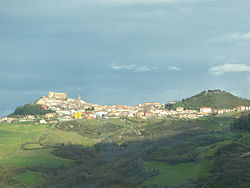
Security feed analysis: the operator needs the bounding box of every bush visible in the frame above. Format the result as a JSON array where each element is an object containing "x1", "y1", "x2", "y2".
[{"x1": 231, "y1": 113, "x2": 250, "y2": 132}]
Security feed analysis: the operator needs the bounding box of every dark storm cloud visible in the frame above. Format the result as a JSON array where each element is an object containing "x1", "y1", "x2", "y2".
[{"x1": 1, "y1": 0, "x2": 250, "y2": 116}]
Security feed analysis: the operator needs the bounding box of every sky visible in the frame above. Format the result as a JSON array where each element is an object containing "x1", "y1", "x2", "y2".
[{"x1": 1, "y1": 0, "x2": 250, "y2": 116}]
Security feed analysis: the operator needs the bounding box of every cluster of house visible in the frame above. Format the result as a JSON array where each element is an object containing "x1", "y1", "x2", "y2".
[
  {"x1": 0, "y1": 114, "x2": 49, "y2": 124},
  {"x1": 35, "y1": 92, "x2": 250, "y2": 120},
  {"x1": 199, "y1": 106, "x2": 250, "y2": 114},
  {"x1": 1, "y1": 92, "x2": 250, "y2": 124}
]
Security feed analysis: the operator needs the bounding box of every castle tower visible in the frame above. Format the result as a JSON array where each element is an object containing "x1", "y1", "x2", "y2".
[{"x1": 48, "y1": 92, "x2": 67, "y2": 100}]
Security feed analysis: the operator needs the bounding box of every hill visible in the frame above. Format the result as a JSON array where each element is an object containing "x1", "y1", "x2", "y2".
[
  {"x1": 11, "y1": 104, "x2": 54, "y2": 116},
  {"x1": 165, "y1": 89, "x2": 250, "y2": 110}
]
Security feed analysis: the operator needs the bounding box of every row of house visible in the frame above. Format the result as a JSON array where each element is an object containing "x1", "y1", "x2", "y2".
[
  {"x1": 2, "y1": 92, "x2": 250, "y2": 123},
  {"x1": 199, "y1": 105, "x2": 250, "y2": 114}
]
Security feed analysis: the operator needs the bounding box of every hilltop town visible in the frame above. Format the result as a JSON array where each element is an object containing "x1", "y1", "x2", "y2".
[{"x1": 1, "y1": 91, "x2": 250, "y2": 124}]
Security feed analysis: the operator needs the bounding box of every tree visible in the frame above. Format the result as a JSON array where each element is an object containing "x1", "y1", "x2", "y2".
[{"x1": 12, "y1": 104, "x2": 54, "y2": 116}]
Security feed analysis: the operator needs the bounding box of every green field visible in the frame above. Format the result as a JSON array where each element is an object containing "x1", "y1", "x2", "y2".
[
  {"x1": 0, "y1": 124, "x2": 78, "y2": 167},
  {"x1": 0, "y1": 124, "x2": 48, "y2": 159},
  {"x1": 0, "y1": 123, "x2": 96, "y2": 187},
  {"x1": 0, "y1": 148, "x2": 75, "y2": 167},
  {"x1": 143, "y1": 160, "x2": 213, "y2": 186},
  {"x1": 15, "y1": 171, "x2": 44, "y2": 186}
]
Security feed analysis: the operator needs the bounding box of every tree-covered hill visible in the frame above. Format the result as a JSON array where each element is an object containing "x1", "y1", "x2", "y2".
[
  {"x1": 166, "y1": 89, "x2": 250, "y2": 110},
  {"x1": 11, "y1": 104, "x2": 54, "y2": 116}
]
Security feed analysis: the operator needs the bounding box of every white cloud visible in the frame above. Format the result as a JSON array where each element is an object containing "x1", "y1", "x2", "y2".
[
  {"x1": 110, "y1": 63, "x2": 158, "y2": 72},
  {"x1": 225, "y1": 33, "x2": 250, "y2": 40},
  {"x1": 215, "y1": 32, "x2": 250, "y2": 42},
  {"x1": 168, "y1": 66, "x2": 182, "y2": 71},
  {"x1": 212, "y1": 55, "x2": 227, "y2": 61},
  {"x1": 110, "y1": 64, "x2": 136, "y2": 71},
  {"x1": 211, "y1": 55, "x2": 239, "y2": 65},
  {"x1": 209, "y1": 64, "x2": 250, "y2": 75}
]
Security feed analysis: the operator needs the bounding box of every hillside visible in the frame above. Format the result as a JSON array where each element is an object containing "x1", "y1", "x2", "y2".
[
  {"x1": 166, "y1": 89, "x2": 250, "y2": 110},
  {"x1": 1, "y1": 113, "x2": 250, "y2": 188}
]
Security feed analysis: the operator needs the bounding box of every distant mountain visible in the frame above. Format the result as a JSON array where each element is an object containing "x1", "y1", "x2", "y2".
[{"x1": 165, "y1": 89, "x2": 250, "y2": 110}]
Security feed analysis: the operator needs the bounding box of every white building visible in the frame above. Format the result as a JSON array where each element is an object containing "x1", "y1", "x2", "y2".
[{"x1": 200, "y1": 107, "x2": 212, "y2": 113}]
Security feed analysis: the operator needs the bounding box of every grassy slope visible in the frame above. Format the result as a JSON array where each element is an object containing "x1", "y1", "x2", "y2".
[
  {"x1": 0, "y1": 124, "x2": 47, "y2": 159},
  {"x1": 0, "y1": 148, "x2": 75, "y2": 167},
  {"x1": 15, "y1": 171, "x2": 44, "y2": 186},
  {"x1": 0, "y1": 116, "x2": 249, "y2": 188},
  {"x1": 0, "y1": 123, "x2": 97, "y2": 187},
  {"x1": 0, "y1": 124, "x2": 76, "y2": 167},
  {"x1": 143, "y1": 160, "x2": 212, "y2": 186}
]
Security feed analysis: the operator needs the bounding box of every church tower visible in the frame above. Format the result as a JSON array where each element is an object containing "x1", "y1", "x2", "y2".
[{"x1": 78, "y1": 95, "x2": 82, "y2": 101}]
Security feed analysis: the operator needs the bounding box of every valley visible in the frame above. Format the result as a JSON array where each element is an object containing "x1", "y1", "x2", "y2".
[{"x1": 0, "y1": 112, "x2": 249, "y2": 188}]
